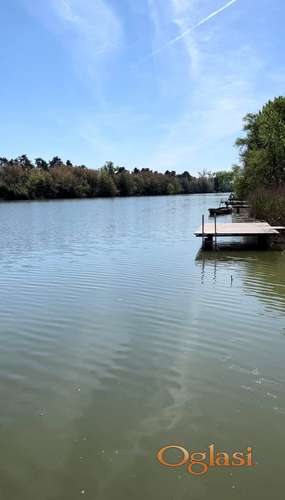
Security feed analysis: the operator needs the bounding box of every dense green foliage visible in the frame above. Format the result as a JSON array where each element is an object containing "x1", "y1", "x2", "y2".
[
  {"x1": 234, "y1": 96, "x2": 285, "y2": 223},
  {"x1": 0, "y1": 156, "x2": 233, "y2": 201}
]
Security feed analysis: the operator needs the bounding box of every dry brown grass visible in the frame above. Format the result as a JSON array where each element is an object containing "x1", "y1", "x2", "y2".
[{"x1": 249, "y1": 187, "x2": 285, "y2": 225}]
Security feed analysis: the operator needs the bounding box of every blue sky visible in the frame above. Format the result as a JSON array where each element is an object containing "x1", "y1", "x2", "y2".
[{"x1": 1, "y1": 0, "x2": 285, "y2": 174}]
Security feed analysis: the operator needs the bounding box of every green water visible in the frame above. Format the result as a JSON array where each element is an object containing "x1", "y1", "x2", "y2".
[{"x1": 0, "y1": 194, "x2": 284, "y2": 500}]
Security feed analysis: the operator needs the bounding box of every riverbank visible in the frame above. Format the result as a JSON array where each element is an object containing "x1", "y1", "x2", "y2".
[
  {"x1": 230, "y1": 197, "x2": 285, "y2": 250},
  {"x1": 248, "y1": 188, "x2": 285, "y2": 226},
  {"x1": 243, "y1": 189, "x2": 285, "y2": 249},
  {"x1": 0, "y1": 157, "x2": 233, "y2": 201}
]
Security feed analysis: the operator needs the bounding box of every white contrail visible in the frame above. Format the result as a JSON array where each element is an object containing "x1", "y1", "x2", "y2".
[{"x1": 143, "y1": 0, "x2": 239, "y2": 61}]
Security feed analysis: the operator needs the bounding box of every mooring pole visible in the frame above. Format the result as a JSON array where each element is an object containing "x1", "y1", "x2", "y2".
[
  {"x1": 214, "y1": 214, "x2": 217, "y2": 249},
  {"x1": 202, "y1": 214, "x2": 205, "y2": 248}
]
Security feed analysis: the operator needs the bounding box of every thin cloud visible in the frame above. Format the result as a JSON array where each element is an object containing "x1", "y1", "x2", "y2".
[
  {"x1": 53, "y1": 0, "x2": 122, "y2": 57},
  {"x1": 23, "y1": 0, "x2": 123, "y2": 78},
  {"x1": 143, "y1": 0, "x2": 239, "y2": 61}
]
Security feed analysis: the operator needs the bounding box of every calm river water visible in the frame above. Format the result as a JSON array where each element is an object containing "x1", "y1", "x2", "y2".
[{"x1": 0, "y1": 194, "x2": 284, "y2": 500}]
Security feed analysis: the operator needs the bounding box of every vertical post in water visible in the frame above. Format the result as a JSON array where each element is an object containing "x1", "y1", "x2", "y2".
[
  {"x1": 202, "y1": 214, "x2": 205, "y2": 249},
  {"x1": 214, "y1": 214, "x2": 217, "y2": 250}
]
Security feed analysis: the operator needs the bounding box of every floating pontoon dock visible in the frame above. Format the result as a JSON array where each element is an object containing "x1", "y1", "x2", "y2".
[{"x1": 195, "y1": 219, "x2": 280, "y2": 249}]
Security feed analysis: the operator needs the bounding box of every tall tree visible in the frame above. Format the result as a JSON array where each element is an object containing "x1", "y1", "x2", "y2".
[
  {"x1": 35, "y1": 158, "x2": 48, "y2": 170},
  {"x1": 235, "y1": 96, "x2": 285, "y2": 197},
  {"x1": 49, "y1": 156, "x2": 63, "y2": 168}
]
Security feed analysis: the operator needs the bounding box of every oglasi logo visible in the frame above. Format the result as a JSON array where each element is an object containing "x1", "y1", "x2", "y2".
[{"x1": 157, "y1": 444, "x2": 254, "y2": 476}]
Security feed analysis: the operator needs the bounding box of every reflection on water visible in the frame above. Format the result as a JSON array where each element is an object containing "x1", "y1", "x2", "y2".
[
  {"x1": 0, "y1": 194, "x2": 284, "y2": 500},
  {"x1": 196, "y1": 249, "x2": 285, "y2": 312}
]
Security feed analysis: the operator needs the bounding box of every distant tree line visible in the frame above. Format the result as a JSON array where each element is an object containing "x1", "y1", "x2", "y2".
[
  {"x1": 233, "y1": 96, "x2": 285, "y2": 224},
  {"x1": 0, "y1": 156, "x2": 233, "y2": 201}
]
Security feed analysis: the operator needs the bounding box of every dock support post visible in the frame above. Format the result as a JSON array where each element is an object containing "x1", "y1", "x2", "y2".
[
  {"x1": 257, "y1": 235, "x2": 270, "y2": 249},
  {"x1": 204, "y1": 235, "x2": 213, "y2": 250},
  {"x1": 202, "y1": 214, "x2": 205, "y2": 249},
  {"x1": 214, "y1": 214, "x2": 217, "y2": 250}
]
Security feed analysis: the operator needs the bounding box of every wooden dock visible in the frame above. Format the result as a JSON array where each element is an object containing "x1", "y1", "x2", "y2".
[
  {"x1": 195, "y1": 222, "x2": 279, "y2": 237},
  {"x1": 195, "y1": 221, "x2": 280, "y2": 250}
]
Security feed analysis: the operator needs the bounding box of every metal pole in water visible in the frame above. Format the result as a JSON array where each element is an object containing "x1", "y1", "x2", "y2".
[
  {"x1": 202, "y1": 214, "x2": 205, "y2": 248},
  {"x1": 214, "y1": 214, "x2": 217, "y2": 249}
]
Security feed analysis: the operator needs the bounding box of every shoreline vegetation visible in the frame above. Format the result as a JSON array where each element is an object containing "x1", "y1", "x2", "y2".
[
  {"x1": 0, "y1": 157, "x2": 233, "y2": 201},
  {"x1": 1, "y1": 96, "x2": 284, "y2": 225},
  {"x1": 233, "y1": 96, "x2": 285, "y2": 225}
]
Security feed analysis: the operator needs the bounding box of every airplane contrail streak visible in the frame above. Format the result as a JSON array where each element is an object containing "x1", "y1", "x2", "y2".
[{"x1": 143, "y1": 0, "x2": 239, "y2": 61}]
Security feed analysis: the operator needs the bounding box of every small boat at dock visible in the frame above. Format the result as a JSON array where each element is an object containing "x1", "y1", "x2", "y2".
[
  {"x1": 208, "y1": 205, "x2": 232, "y2": 216},
  {"x1": 224, "y1": 194, "x2": 249, "y2": 208}
]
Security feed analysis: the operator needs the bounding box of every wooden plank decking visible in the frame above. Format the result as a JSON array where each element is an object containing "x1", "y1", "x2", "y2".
[{"x1": 195, "y1": 222, "x2": 279, "y2": 237}]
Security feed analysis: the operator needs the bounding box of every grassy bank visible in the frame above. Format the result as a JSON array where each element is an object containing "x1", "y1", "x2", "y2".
[{"x1": 249, "y1": 188, "x2": 285, "y2": 225}]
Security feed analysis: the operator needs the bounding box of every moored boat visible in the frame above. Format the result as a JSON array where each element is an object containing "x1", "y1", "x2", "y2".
[{"x1": 208, "y1": 206, "x2": 232, "y2": 216}]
